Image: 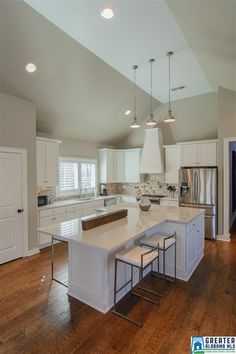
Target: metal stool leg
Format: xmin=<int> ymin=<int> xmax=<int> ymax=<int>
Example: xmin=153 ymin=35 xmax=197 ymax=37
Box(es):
xmin=174 ymin=241 xmax=177 ymax=283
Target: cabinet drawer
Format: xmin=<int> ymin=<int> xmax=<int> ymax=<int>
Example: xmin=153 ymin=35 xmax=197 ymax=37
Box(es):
xmin=66 ymin=204 xmax=83 ymax=213
xmin=39 ymin=206 xmax=65 ymax=218
xmin=187 ymin=215 xmax=203 ymax=234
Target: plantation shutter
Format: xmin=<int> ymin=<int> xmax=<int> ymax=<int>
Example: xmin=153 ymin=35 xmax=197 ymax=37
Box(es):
xmin=59 ymin=161 xmax=79 ymax=194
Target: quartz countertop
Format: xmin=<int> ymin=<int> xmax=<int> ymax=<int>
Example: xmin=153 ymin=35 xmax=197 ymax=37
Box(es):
xmin=38 ymin=195 xmax=120 ymax=210
xmin=37 ymin=204 xmax=204 ymax=251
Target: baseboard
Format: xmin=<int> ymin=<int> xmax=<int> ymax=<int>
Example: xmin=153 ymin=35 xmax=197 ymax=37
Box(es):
xmin=216 ymin=234 xmax=231 ymax=242
xmin=27 ymin=248 xmax=40 ymax=256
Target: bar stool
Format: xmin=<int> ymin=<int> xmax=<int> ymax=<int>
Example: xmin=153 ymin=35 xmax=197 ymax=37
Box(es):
xmin=113 ymin=244 xmax=160 ymax=327
xmin=140 ymin=232 xmax=176 ymax=283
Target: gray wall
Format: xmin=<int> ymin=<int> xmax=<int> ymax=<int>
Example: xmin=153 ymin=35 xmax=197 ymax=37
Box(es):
xmin=0 ymin=92 xmax=37 ymax=250
xmin=37 ymin=132 xmax=114 ymax=159
xmin=118 ymin=92 xmax=218 ymax=148
xmin=217 ymin=87 xmax=236 ymax=235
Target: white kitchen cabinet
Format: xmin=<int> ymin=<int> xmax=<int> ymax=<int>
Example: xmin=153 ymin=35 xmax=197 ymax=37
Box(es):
xmin=164 ymin=145 xmax=180 ymax=184
xmin=113 ymin=150 xmax=125 ymax=182
xmin=36 ymin=137 xmax=61 ymax=188
xmin=66 ymin=204 xmax=83 ymax=221
xmin=98 ymin=148 xmax=142 ymax=183
xmin=124 ymin=149 xmax=141 ymax=183
xmin=98 ymin=149 xmax=114 ymax=183
xmin=38 ymin=207 xmax=65 ymax=248
xmin=178 ymin=140 xmax=217 ymax=167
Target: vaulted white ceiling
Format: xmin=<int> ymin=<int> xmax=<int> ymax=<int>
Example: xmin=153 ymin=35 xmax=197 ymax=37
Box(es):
xmin=23 ymin=0 xmax=213 ymax=102
xmin=1 ymin=0 xmax=235 ymax=145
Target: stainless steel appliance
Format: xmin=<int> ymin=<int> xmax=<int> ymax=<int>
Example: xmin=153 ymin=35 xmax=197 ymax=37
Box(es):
xmin=179 ymin=167 xmax=217 ymax=239
xmin=38 ymin=195 xmax=49 ymax=207
xmin=104 ymin=197 xmax=117 ymax=206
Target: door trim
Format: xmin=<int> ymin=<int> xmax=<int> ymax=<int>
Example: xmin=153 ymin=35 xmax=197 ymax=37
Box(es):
xmin=0 ymin=146 xmax=28 ymax=257
xmin=223 ymin=137 xmax=236 ymax=239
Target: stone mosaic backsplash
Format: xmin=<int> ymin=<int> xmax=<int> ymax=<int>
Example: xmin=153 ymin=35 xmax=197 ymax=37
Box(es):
xmin=106 ymin=174 xmax=179 ymax=198
xmin=37 ymin=175 xmax=179 ymax=203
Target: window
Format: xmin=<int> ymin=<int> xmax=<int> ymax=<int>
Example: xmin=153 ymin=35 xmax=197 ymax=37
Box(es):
xmin=58 ymin=157 xmax=97 ymax=196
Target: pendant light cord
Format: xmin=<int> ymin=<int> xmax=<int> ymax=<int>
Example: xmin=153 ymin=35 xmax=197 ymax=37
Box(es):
xmin=167 ymin=51 xmax=173 ymax=113
xmin=150 ymin=59 xmax=153 ymax=116
xmin=133 ymin=65 xmax=138 ymax=120
xmin=149 ymin=59 xmax=155 ymax=118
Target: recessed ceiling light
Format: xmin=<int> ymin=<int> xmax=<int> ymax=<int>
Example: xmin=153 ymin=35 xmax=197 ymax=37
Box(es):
xmin=101 ymin=8 xmax=114 ymax=19
xmin=125 ymin=109 xmax=131 ymax=116
xmin=25 ymin=62 xmax=37 ymax=73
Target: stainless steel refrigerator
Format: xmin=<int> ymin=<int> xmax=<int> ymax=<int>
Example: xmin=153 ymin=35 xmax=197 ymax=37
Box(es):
xmin=179 ymin=167 xmax=217 ymax=239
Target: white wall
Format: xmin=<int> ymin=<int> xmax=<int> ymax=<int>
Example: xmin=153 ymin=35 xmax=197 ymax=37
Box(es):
xmin=0 ymin=92 xmax=37 ymax=250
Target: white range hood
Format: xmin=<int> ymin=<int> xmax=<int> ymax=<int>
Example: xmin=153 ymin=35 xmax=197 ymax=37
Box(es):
xmin=140 ymin=128 xmax=163 ymax=174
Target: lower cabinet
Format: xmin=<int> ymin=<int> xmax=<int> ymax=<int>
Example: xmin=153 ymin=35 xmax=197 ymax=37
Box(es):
xmin=144 ymin=213 xmax=205 ymax=281
xmin=38 ymin=207 xmax=66 ymax=248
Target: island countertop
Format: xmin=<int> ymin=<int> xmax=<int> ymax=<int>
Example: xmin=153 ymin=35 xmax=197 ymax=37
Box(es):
xmin=37 ymin=204 xmax=204 ymax=251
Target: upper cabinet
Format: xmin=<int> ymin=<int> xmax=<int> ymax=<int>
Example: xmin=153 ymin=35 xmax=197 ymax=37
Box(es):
xmin=113 ymin=150 xmax=125 ymax=183
xmin=164 ymin=145 xmax=180 ymax=184
xmin=99 ymin=148 xmax=142 ymax=183
xmin=124 ymin=149 xmax=141 ymax=183
xmin=36 ymin=137 xmax=61 ymax=188
xmin=98 ymin=149 xmax=114 ymax=183
xmin=178 ymin=140 xmax=217 ymax=167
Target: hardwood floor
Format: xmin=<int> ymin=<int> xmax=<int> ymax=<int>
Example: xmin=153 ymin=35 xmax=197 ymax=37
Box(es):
xmin=0 ymin=239 xmax=236 ymax=354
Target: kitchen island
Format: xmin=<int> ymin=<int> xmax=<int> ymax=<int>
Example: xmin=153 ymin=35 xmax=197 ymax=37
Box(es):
xmin=38 ymin=204 xmax=205 ymax=313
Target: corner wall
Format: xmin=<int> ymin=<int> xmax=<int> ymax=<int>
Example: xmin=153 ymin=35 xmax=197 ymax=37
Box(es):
xmin=0 ymin=92 xmax=37 ymax=250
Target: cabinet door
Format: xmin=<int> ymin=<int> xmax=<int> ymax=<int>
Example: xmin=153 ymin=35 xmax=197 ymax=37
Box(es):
xmin=45 ymin=141 xmax=58 ymax=187
xmin=197 ymin=142 xmax=216 ymax=166
xmin=181 ymin=144 xmax=198 ymax=166
xmin=165 ymin=146 xmax=180 ymax=183
xmin=113 ymin=151 xmax=125 ymax=182
xmin=187 ymin=228 xmax=197 ymax=271
xmin=125 ymin=150 xmax=140 ymax=183
xmin=99 ymin=149 xmax=113 ymax=183
xmin=36 ymin=140 xmax=46 ymax=187
xmin=196 ymin=220 xmax=204 ymax=256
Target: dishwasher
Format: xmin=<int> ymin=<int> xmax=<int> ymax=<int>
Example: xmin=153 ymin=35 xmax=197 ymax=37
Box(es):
xmin=104 ymin=197 xmax=117 ymax=207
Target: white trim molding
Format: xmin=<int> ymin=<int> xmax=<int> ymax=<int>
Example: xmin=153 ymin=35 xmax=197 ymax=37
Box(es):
xmin=217 ymin=234 xmax=231 ymax=242
xmin=0 ymin=146 xmax=29 ymax=258
xmin=27 ymin=248 xmax=40 ymax=256
xmin=223 ymin=137 xmax=236 ymax=238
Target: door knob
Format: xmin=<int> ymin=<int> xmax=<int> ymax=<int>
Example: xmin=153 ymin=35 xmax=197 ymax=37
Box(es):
xmin=17 ymin=208 xmax=24 ymax=213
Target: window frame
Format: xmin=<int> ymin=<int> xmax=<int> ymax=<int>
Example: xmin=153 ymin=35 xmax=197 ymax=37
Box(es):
xmin=57 ymin=156 xmax=97 ymax=197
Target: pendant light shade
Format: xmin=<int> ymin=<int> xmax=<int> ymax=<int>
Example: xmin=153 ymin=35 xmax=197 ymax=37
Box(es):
xmin=130 ymin=65 xmax=140 ymax=129
xmin=146 ymin=58 xmax=157 ymax=126
xmin=164 ymin=51 xmax=176 ymax=123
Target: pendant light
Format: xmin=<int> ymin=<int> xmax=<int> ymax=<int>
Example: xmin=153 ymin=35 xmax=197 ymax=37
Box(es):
xmin=164 ymin=51 xmax=176 ymax=123
xmin=130 ymin=65 xmax=140 ymax=129
xmin=146 ymin=58 xmax=157 ymax=126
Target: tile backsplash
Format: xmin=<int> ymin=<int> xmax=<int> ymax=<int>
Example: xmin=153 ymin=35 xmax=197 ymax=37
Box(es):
xmin=106 ymin=174 xmax=179 ymax=198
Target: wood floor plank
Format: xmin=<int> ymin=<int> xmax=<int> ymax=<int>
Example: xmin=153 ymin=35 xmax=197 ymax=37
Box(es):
xmin=0 ymin=239 xmax=236 ymax=354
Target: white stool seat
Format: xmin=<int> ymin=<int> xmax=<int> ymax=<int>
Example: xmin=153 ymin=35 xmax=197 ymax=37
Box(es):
xmin=142 ymin=233 xmax=176 ymax=250
xmin=116 ymin=246 xmax=158 ymax=268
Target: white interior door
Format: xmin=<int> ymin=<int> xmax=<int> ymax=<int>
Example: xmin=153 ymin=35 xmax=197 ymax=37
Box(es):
xmin=0 ymin=152 xmax=24 ymax=264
